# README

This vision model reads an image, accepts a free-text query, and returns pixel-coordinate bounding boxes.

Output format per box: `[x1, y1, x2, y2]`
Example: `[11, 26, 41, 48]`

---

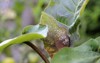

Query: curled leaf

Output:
[0, 24, 48, 52]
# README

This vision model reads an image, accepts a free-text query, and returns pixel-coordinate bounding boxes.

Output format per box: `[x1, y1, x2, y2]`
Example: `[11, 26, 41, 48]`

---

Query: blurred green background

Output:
[78, 0, 100, 44]
[0, 0, 100, 63]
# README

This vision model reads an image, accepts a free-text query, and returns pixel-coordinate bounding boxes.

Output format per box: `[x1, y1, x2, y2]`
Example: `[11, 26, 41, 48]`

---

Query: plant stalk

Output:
[24, 41, 50, 63]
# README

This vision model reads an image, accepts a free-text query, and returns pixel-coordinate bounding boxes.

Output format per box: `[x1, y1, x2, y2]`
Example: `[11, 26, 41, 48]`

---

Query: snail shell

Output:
[43, 27, 70, 57]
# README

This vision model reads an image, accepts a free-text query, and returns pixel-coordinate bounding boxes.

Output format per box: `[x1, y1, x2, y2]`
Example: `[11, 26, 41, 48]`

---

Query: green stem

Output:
[24, 41, 50, 63]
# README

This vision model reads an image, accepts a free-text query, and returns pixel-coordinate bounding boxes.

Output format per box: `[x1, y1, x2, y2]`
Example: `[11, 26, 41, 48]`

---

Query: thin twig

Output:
[24, 41, 50, 63]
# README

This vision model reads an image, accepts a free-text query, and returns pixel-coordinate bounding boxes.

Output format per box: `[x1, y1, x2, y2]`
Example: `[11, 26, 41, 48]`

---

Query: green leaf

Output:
[74, 39, 99, 52]
[0, 24, 48, 52]
[52, 48, 100, 63]
[40, 12, 60, 30]
[45, 0, 89, 27]
[51, 38, 100, 63]
[96, 37, 100, 42]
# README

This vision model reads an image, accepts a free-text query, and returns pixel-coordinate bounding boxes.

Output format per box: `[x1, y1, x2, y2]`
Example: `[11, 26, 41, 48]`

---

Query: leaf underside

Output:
[45, 0, 89, 27]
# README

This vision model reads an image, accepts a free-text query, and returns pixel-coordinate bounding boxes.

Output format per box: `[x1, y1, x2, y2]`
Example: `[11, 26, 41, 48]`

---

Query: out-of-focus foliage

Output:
[0, 0, 48, 63]
[32, 0, 48, 23]
[27, 53, 40, 63]
[0, 0, 48, 42]
[2, 57, 15, 63]
[76, 0, 100, 45]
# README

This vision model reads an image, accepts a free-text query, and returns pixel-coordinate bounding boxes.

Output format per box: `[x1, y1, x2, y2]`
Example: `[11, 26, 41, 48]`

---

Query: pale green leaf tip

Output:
[80, 0, 90, 16]
[0, 39, 13, 52]
[22, 24, 48, 37]
[37, 25, 48, 37]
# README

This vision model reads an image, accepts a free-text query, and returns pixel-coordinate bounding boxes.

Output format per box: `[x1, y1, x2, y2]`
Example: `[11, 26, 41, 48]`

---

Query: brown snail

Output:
[42, 25, 70, 57]
[40, 12, 70, 57]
